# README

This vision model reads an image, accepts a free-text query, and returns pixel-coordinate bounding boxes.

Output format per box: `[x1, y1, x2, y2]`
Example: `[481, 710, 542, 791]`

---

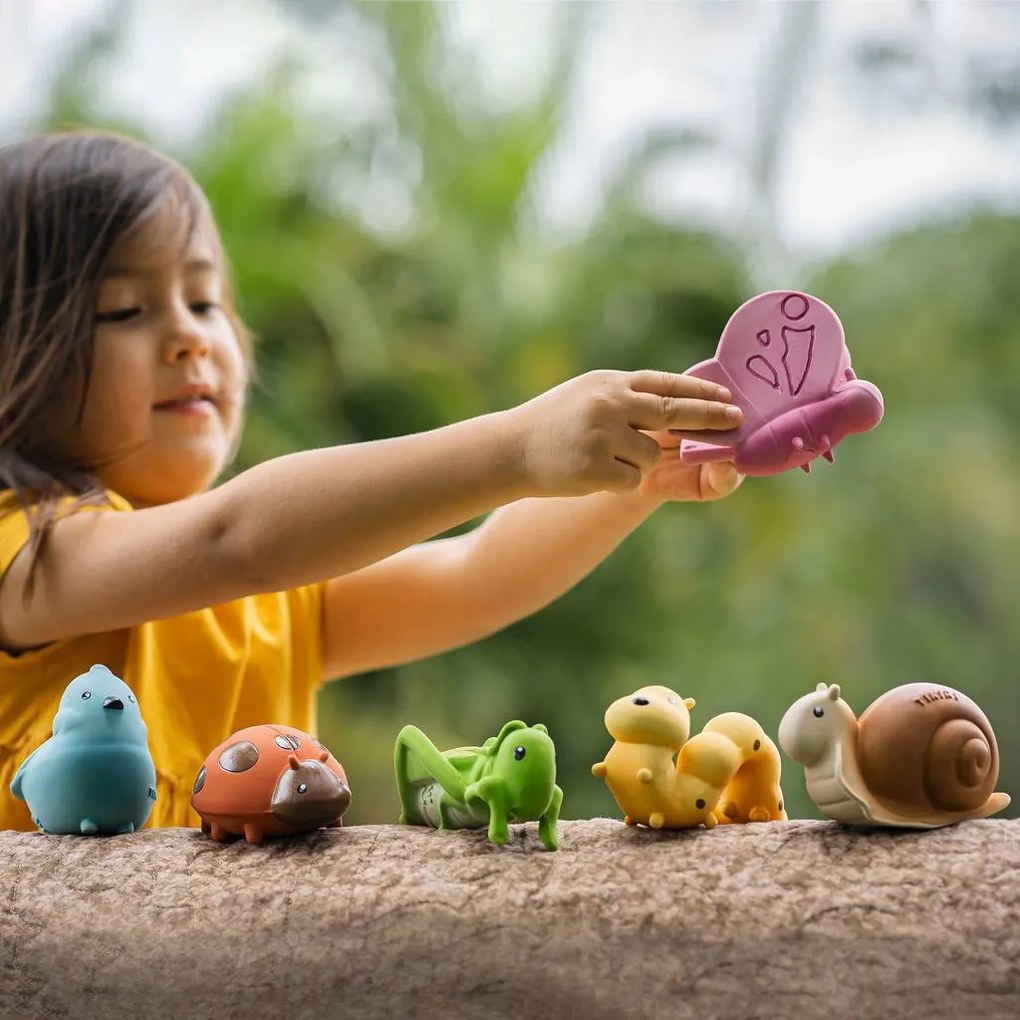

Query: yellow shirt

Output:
[0, 491, 326, 831]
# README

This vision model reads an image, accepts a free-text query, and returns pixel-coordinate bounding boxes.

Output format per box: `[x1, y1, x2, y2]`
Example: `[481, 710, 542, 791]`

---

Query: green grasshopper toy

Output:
[394, 720, 563, 851]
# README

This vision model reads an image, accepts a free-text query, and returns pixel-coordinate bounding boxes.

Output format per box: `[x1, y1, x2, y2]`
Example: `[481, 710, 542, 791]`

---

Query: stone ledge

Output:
[1, 818, 1018, 1019]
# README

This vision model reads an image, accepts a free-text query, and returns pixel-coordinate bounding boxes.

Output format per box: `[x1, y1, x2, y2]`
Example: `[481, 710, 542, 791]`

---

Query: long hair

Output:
[0, 130, 250, 588]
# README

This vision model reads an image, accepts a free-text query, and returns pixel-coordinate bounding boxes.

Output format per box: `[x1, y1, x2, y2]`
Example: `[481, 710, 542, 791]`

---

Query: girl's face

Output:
[50, 200, 247, 506]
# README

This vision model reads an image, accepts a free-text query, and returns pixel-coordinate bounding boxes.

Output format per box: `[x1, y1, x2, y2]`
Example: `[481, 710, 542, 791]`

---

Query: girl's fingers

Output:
[613, 429, 663, 473]
[626, 389, 743, 432]
[628, 370, 731, 404]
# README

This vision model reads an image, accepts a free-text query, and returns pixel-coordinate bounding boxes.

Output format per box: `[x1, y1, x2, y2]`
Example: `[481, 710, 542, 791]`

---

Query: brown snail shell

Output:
[857, 683, 999, 815]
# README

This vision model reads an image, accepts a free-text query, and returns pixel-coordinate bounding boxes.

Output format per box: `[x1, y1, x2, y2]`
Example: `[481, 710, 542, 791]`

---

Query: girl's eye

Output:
[96, 307, 141, 323]
[190, 301, 219, 316]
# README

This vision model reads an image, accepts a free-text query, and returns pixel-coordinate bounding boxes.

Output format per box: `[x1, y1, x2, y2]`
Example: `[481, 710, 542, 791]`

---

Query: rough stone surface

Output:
[1, 818, 1018, 1019]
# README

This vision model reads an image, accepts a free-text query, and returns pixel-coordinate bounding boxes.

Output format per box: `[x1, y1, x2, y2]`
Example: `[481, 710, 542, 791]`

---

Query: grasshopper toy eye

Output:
[514, 746, 526, 761]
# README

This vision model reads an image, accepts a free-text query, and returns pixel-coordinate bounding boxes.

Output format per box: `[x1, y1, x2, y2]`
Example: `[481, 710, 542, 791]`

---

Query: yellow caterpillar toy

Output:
[592, 685, 787, 829]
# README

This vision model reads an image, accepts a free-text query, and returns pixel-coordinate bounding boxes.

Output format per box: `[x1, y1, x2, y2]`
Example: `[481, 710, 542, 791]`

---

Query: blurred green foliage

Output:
[32, 1, 1020, 824]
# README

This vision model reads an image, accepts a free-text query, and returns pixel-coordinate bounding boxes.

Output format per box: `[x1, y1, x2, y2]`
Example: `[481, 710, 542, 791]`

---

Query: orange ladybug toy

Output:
[191, 725, 352, 844]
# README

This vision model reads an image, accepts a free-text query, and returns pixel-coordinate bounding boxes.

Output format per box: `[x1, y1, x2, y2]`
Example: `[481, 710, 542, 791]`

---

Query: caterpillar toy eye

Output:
[81, 691, 92, 700]
[514, 746, 526, 761]
[813, 706, 825, 718]
[695, 799, 706, 810]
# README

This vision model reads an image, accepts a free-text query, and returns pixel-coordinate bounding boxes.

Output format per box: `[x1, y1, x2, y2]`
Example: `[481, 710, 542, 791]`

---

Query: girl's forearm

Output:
[453, 489, 663, 631]
[218, 411, 531, 592]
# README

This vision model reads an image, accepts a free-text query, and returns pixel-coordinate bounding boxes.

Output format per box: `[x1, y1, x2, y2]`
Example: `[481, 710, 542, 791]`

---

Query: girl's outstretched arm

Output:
[320, 458, 741, 680]
[0, 371, 739, 650]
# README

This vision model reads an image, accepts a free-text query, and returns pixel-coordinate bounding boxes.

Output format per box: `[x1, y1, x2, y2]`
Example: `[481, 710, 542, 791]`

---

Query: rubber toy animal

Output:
[191, 724, 351, 844]
[779, 682, 1010, 829]
[593, 685, 787, 829]
[394, 721, 563, 851]
[10, 664, 157, 835]
[674, 290, 884, 476]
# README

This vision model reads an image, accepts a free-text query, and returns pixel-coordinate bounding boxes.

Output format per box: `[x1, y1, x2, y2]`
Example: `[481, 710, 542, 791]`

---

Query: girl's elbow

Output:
[201, 488, 279, 597]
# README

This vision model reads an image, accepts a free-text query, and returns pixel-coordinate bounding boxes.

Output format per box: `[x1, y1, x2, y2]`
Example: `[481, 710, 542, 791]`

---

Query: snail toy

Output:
[778, 682, 1011, 828]
[192, 724, 351, 844]
[592, 685, 787, 829]
[674, 290, 884, 476]
[11, 664, 157, 835]
[394, 720, 563, 851]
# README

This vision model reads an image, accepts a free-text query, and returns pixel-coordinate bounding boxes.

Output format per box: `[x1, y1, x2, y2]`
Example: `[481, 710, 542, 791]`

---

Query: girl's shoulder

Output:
[0, 489, 132, 574]
[0, 488, 132, 517]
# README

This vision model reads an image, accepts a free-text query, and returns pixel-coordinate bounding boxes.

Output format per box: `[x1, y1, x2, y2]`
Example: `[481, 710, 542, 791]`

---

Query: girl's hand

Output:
[507, 370, 742, 497]
[636, 429, 744, 503]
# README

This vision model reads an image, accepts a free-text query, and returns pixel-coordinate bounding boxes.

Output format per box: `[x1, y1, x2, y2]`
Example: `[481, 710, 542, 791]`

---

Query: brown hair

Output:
[0, 130, 250, 587]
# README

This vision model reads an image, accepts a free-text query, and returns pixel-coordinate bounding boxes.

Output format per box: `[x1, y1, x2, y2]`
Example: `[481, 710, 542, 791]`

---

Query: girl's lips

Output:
[153, 396, 216, 416]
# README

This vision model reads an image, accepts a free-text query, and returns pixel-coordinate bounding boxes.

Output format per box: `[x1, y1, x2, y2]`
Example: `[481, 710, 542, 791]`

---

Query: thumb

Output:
[701, 462, 744, 500]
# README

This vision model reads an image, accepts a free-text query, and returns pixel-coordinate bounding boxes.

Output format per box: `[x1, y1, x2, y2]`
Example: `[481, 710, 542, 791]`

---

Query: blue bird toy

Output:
[11, 664, 157, 835]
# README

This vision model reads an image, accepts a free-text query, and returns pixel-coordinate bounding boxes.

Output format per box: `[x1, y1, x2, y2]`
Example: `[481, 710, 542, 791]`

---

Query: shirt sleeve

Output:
[0, 503, 30, 583]
[287, 581, 329, 693]
[0, 490, 133, 583]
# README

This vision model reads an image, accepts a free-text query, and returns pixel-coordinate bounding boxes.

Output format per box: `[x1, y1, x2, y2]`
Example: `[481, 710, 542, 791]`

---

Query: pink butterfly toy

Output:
[676, 290, 884, 476]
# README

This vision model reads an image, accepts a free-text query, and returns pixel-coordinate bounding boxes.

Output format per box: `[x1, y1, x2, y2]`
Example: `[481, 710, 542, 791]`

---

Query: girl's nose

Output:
[162, 317, 209, 363]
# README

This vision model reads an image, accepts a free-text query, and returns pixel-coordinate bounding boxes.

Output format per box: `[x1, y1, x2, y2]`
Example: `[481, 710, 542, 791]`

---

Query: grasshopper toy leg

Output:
[487, 796, 510, 846]
[464, 776, 510, 845]
[394, 725, 469, 825]
[437, 796, 463, 830]
[538, 784, 563, 851]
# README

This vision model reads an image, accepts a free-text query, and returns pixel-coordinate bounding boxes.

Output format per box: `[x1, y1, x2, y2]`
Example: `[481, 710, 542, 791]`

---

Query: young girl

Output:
[0, 130, 743, 830]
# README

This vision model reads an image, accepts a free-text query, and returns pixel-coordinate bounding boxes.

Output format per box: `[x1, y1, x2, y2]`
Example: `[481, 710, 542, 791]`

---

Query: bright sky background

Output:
[2, 0, 1019, 270]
